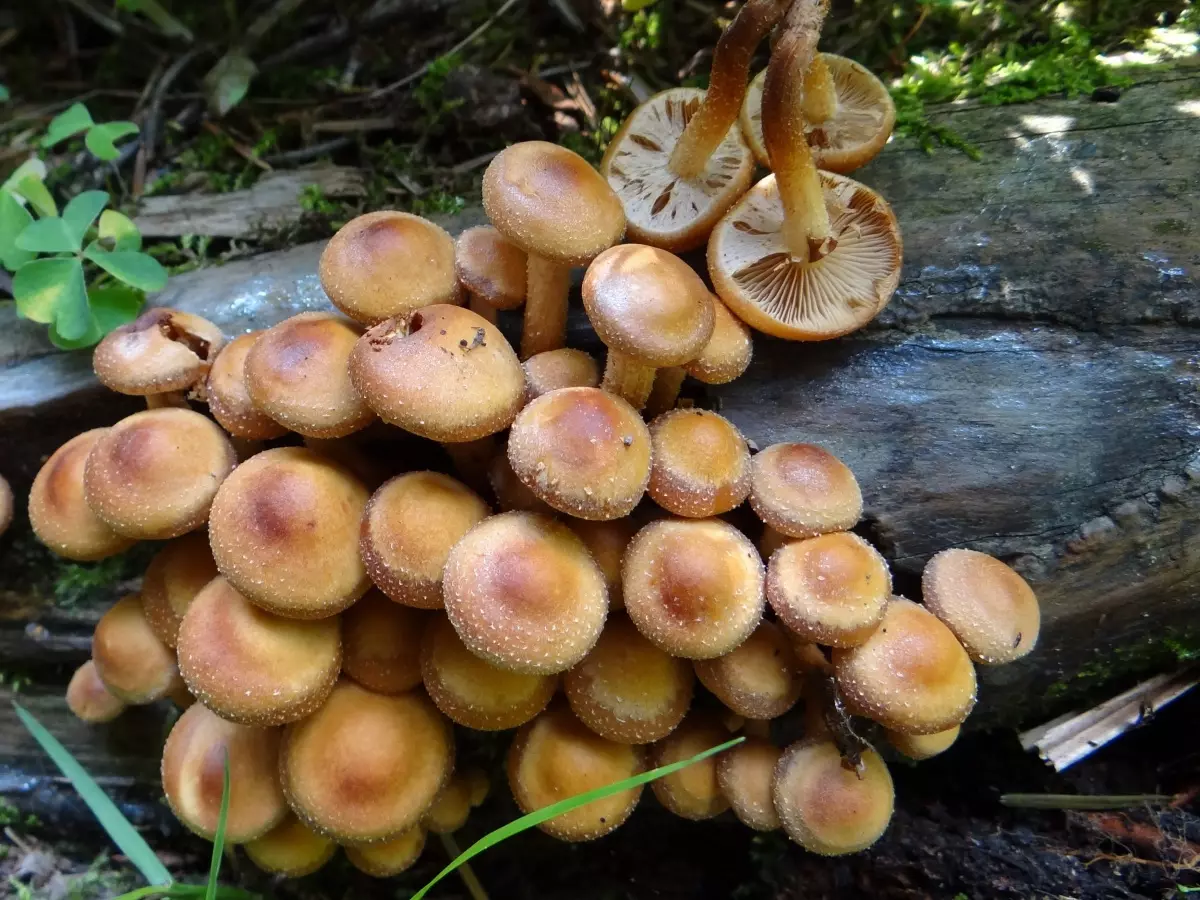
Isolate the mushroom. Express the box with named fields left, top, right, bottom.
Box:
left=832, top=597, right=977, bottom=735
left=455, top=224, right=527, bottom=324
left=28, top=430, right=135, bottom=561
left=647, top=409, right=752, bottom=518
left=424, top=775, right=476, bottom=834
left=206, top=332, right=290, bottom=439
left=0, top=473, right=12, bottom=538
left=92, top=594, right=178, bottom=704
left=341, top=590, right=427, bottom=695
left=302, top=432, right=392, bottom=491
left=716, top=736, right=782, bottom=831
left=758, top=525, right=793, bottom=560
left=244, top=815, right=337, bottom=877
left=563, top=517, right=638, bottom=611
left=318, top=210, right=458, bottom=325
left=66, top=659, right=127, bottom=723
left=886, top=725, right=961, bottom=760
left=693, top=620, right=802, bottom=720
left=443, top=511, right=608, bottom=674
left=482, top=141, right=626, bottom=358
left=82, top=408, right=237, bottom=540
left=523, top=348, right=601, bottom=402
left=92, top=308, right=226, bottom=399
left=508, top=704, right=645, bottom=841
left=564, top=613, right=694, bottom=744
left=488, top=448, right=555, bottom=515
left=922, top=548, right=1041, bottom=664
left=176, top=576, right=341, bottom=726
left=141, top=533, right=218, bottom=648
left=506, top=387, right=652, bottom=520
left=161, top=703, right=288, bottom=843
left=649, top=713, right=731, bottom=820
left=207, top=446, right=370, bottom=618
left=344, top=827, right=427, bottom=877
left=685, top=297, right=754, bottom=386
left=581, top=244, right=714, bottom=410
left=749, top=443, right=862, bottom=539
left=360, top=471, right=490, bottom=610
left=623, top=517, right=765, bottom=660
left=280, top=680, right=453, bottom=842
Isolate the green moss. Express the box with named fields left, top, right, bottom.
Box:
left=51, top=543, right=158, bottom=609
left=1044, top=627, right=1200, bottom=701
left=1152, top=218, right=1190, bottom=235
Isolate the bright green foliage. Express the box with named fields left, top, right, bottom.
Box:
left=43, top=104, right=139, bottom=161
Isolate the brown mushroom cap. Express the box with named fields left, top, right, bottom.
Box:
left=488, top=449, right=554, bottom=514
left=508, top=704, right=644, bottom=841
left=360, top=472, right=490, bottom=609
left=93, top=308, right=226, bottom=396
left=91, top=594, right=178, bottom=704
left=507, top=387, right=652, bottom=521
left=767, top=532, right=891, bottom=648
left=319, top=211, right=458, bottom=324
left=66, top=659, right=127, bottom=723
left=523, top=348, right=601, bottom=401
left=685, top=298, right=753, bottom=385
left=455, top=225, right=528, bottom=310
left=623, top=518, right=765, bottom=660
left=344, top=826, right=427, bottom=877
left=749, top=443, right=863, bottom=539
left=425, top=775, right=473, bottom=834
left=208, top=446, right=370, bottom=618
left=716, top=736, right=782, bottom=831
left=647, top=409, right=751, bottom=518
left=564, top=517, right=637, bottom=611
left=694, top=620, right=802, bottom=720
left=922, top=548, right=1041, bottom=665
left=281, top=681, right=453, bottom=842
left=833, top=597, right=977, bottom=735
left=141, top=533, right=218, bottom=647
left=161, top=703, right=288, bottom=843
left=773, top=738, right=894, bottom=855
left=83, top=408, right=237, bottom=540
left=244, top=815, right=337, bottom=877
left=341, top=590, right=427, bottom=695
left=28, top=430, right=135, bottom=561
left=0, top=473, right=12, bottom=538
left=176, top=576, right=341, bottom=726
left=887, top=724, right=961, bottom=760
left=650, top=713, right=731, bottom=820
left=349, top=305, right=525, bottom=443
left=443, top=511, right=608, bottom=674
left=565, top=613, right=694, bottom=744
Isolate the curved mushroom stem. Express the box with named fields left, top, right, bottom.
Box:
left=668, top=0, right=792, bottom=180
left=467, top=291, right=498, bottom=325
left=601, top=351, right=656, bottom=410
left=802, top=54, right=838, bottom=124
left=644, top=367, right=688, bottom=419
left=520, top=255, right=571, bottom=359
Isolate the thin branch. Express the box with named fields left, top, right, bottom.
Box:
left=263, top=136, right=353, bottom=166
left=60, top=0, right=124, bottom=37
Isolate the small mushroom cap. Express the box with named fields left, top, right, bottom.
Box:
left=244, top=815, right=337, bottom=877
left=623, top=517, right=765, bottom=660
left=767, top=532, right=891, bottom=648
left=922, top=548, right=1041, bottom=665
left=647, top=409, right=751, bottom=518
left=507, top=387, right=652, bottom=521
left=455, top=225, right=527, bottom=309
left=244, top=312, right=375, bottom=439
left=773, top=738, right=894, bottom=855
left=694, top=620, right=802, bottom=720
left=360, top=472, right=491, bottom=610
left=282, top=680, right=453, bottom=842
left=582, top=244, right=715, bottom=367
left=444, top=511, right=608, bottom=675
left=66, top=659, right=127, bottom=723
left=319, top=211, right=458, bottom=324
left=565, top=613, right=694, bottom=744
left=425, top=775, right=473, bottom=834
left=833, top=597, right=977, bottom=735
left=749, top=443, right=863, bottom=539
left=141, top=533, right=218, bottom=648
left=0, top=474, right=12, bottom=538
left=488, top=449, right=554, bottom=514
left=483, top=141, right=626, bottom=265
left=83, top=408, right=237, bottom=540
left=508, top=704, right=645, bottom=841
left=564, top=517, right=637, bottom=611
left=208, top=446, right=370, bottom=618
left=341, top=590, right=427, bottom=695
left=161, top=703, right=288, bottom=843
left=349, top=305, right=525, bottom=443
left=93, top=308, right=226, bottom=396
left=92, top=595, right=178, bottom=704
left=523, top=348, right=600, bottom=401
left=28, top=430, right=135, bottom=561
left=685, top=298, right=753, bottom=384
left=887, top=724, right=961, bottom=760
left=344, top=826, right=427, bottom=877
left=176, top=577, right=341, bottom=726
left=650, top=713, right=731, bottom=820
left=716, top=737, right=782, bottom=831
left=465, top=768, right=491, bottom=807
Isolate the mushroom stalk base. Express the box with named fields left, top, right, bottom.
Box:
left=645, top=367, right=688, bottom=418
left=520, top=255, right=572, bottom=359
left=601, top=352, right=657, bottom=410
left=468, top=292, right=498, bottom=325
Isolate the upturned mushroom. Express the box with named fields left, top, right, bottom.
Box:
left=750, top=443, right=863, bottom=538
left=92, top=594, right=178, bottom=704
left=92, top=307, right=226, bottom=399
left=716, top=736, right=782, bottom=831
left=66, top=659, right=127, bottom=723
left=455, top=224, right=527, bottom=324
left=647, top=409, right=752, bottom=518
left=344, top=827, right=427, bottom=877
left=245, top=815, right=337, bottom=877
left=694, top=620, right=803, bottom=720
left=522, top=348, right=601, bottom=402
left=205, top=332, right=290, bottom=440
left=650, top=713, right=731, bottom=820
left=341, top=590, right=427, bottom=695
left=141, top=532, right=218, bottom=648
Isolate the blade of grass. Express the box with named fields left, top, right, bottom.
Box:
left=412, top=735, right=744, bottom=900
left=206, top=752, right=232, bottom=900
left=1000, top=792, right=1174, bottom=810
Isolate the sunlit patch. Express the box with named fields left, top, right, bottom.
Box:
left=1019, top=114, right=1076, bottom=135
left=1069, top=167, right=1094, bottom=195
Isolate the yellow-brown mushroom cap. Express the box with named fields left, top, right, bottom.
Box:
left=161, top=703, right=288, bottom=843
left=887, top=725, right=961, bottom=760
left=208, top=446, right=370, bottom=618
left=922, top=548, right=1041, bottom=665
left=523, top=348, right=600, bottom=401
left=623, top=518, right=764, bottom=660
left=833, top=597, right=977, bottom=735
left=455, top=225, right=528, bottom=310
left=425, top=776, right=473, bottom=834
left=319, top=210, right=458, bottom=325
left=650, top=713, right=731, bottom=820
left=93, top=307, right=226, bottom=396
left=716, top=737, right=782, bottom=831
left=507, top=387, right=652, bottom=521
left=749, top=443, right=863, bottom=539
left=648, top=409, right=751, bottom=518
left=344, top=826, right=427, bottom=877
left=341, top=590, right=426, bottom=695
left=0, top=474, right=11, bottom=538
left=685, top=298, right=753, bottom=385
left=564, top=517, right=637, bottom=611
left=245, top=815, right=337, bottom=877
left=694, top=620, right=802, bottom=720
left=66, top=659, right=127, bottom=723
left=141, top=533, right=218, bottom=648
left=92, top=594, right=178, bottom=704
left=508, top=704, right=644, bottom=841
left=206, top=332, right=290, bottom=440
left=83, top=408, right=237, bottom=540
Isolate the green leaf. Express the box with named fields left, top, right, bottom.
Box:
left=412, top=735, right=745, bottom=900
left=16, top=217, right=80, bottom=253
left=99, top=209, right=142, bottom=251
left=13, top=175, right=57, bottom=218
left=13, top=704, right=174, bottom=886
left=13, top=257, right=92, bottom=339
left=206, top=753, right=231, bottom=900
left=42, top=102, right=95, bottom=148
left=0, top=84, right=9, bottom=103
left=2, top=157, right=48, bottom=196
left=203, top=51, right=257, bottom=117
left=48, top=284, right=144, bottom=350
left=117, top=0, right=195, bottom=41
left=0, top=190, right=35, bottom=271
left=63, top=191, right=110, bottom=245
left=84, top=245, right=168, bottom=291
left=86, top=122, right=140, bottom=162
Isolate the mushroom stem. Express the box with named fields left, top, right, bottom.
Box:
left=467, top=292, right=498, bottom=325
left=520, top=255, right=572, bottom=359
left=644, top=367, right=688, bottom=418
left=802, top=54, right=838, bottom=124
left=438, top=833, right=491, bottom=900
left=601, top=351, right=657, bottom=410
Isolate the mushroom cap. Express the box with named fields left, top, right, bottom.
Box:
left=922, top=548, right=1041, bottom=665
left=206, top=333, right=289, bottom=439
left=349, top=305, right=525, bottom=443
left=244, top=312, right=375, bottom=439
left=708, top=172, right=902, bottom=341
left=161, top=703, right=288, bottom=843
left=425, top=775, right=473, bottom=834
left=601, top=88, right=755, bottom=252
left=341, top=590, right=427, bottom=695
left=685, top=297, right=753, bottom=384
left=176, top=576, right=341, bottom=726
left=507, top=387, right=652, bottom=521
left=623, top=517, right=765, bottom=660
left=647, top=409, right=751, bottom=517
left=886, top=724, right=961, bottom=760
left=28, top=429, right=135, bottom=561
left=767, top=532, right=891, bottom=648
left=833, top=597, right=977, bottom=735
left=523, top=348, right=600, bottom=401
left=773, top=738, right=894, bottom=855
left=564, top=517, right=638, bottom=611
left=582, top=244, right=715, bottom=367
left=0, top=474, right=11, bottom=538
left=344, top=827, right=427, bottom=877
left=244, top=815, right=337, bottom=877
left=508, top=704, right=644, bottom=841
left=482, top=141, right=626, bottom=265
left=319, top=211, right=458, bottom=324
left=564, top=613, right=694, bottom=744
left=694, top=620, right=803, bottom=720
left=421, top=614, right=556, bottom=730
left=455, top=225, right=528, bottom=310
left=749, top=443, right=863, bottom=539
left=281, top=680, right=453, bottom=842
left=649, top=713, right=731, bottom=820
left=83, top=408, right=237, bottom=540
left=716, top=737, right=782, bottom=831
left=93, top=308, right=226, bottom=396
left=92, top=594, right=178, bottom=704
left=141, top=533, right=219, bottom=648
left=443, top=511, right=608, bottom=674
left=66, top=659, right=127, bottom=723
left=208, top=446, right=370, bottom=618
left=360, top=472, right=491, bottom=609
left=488, top=449, right=555, bottom=514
